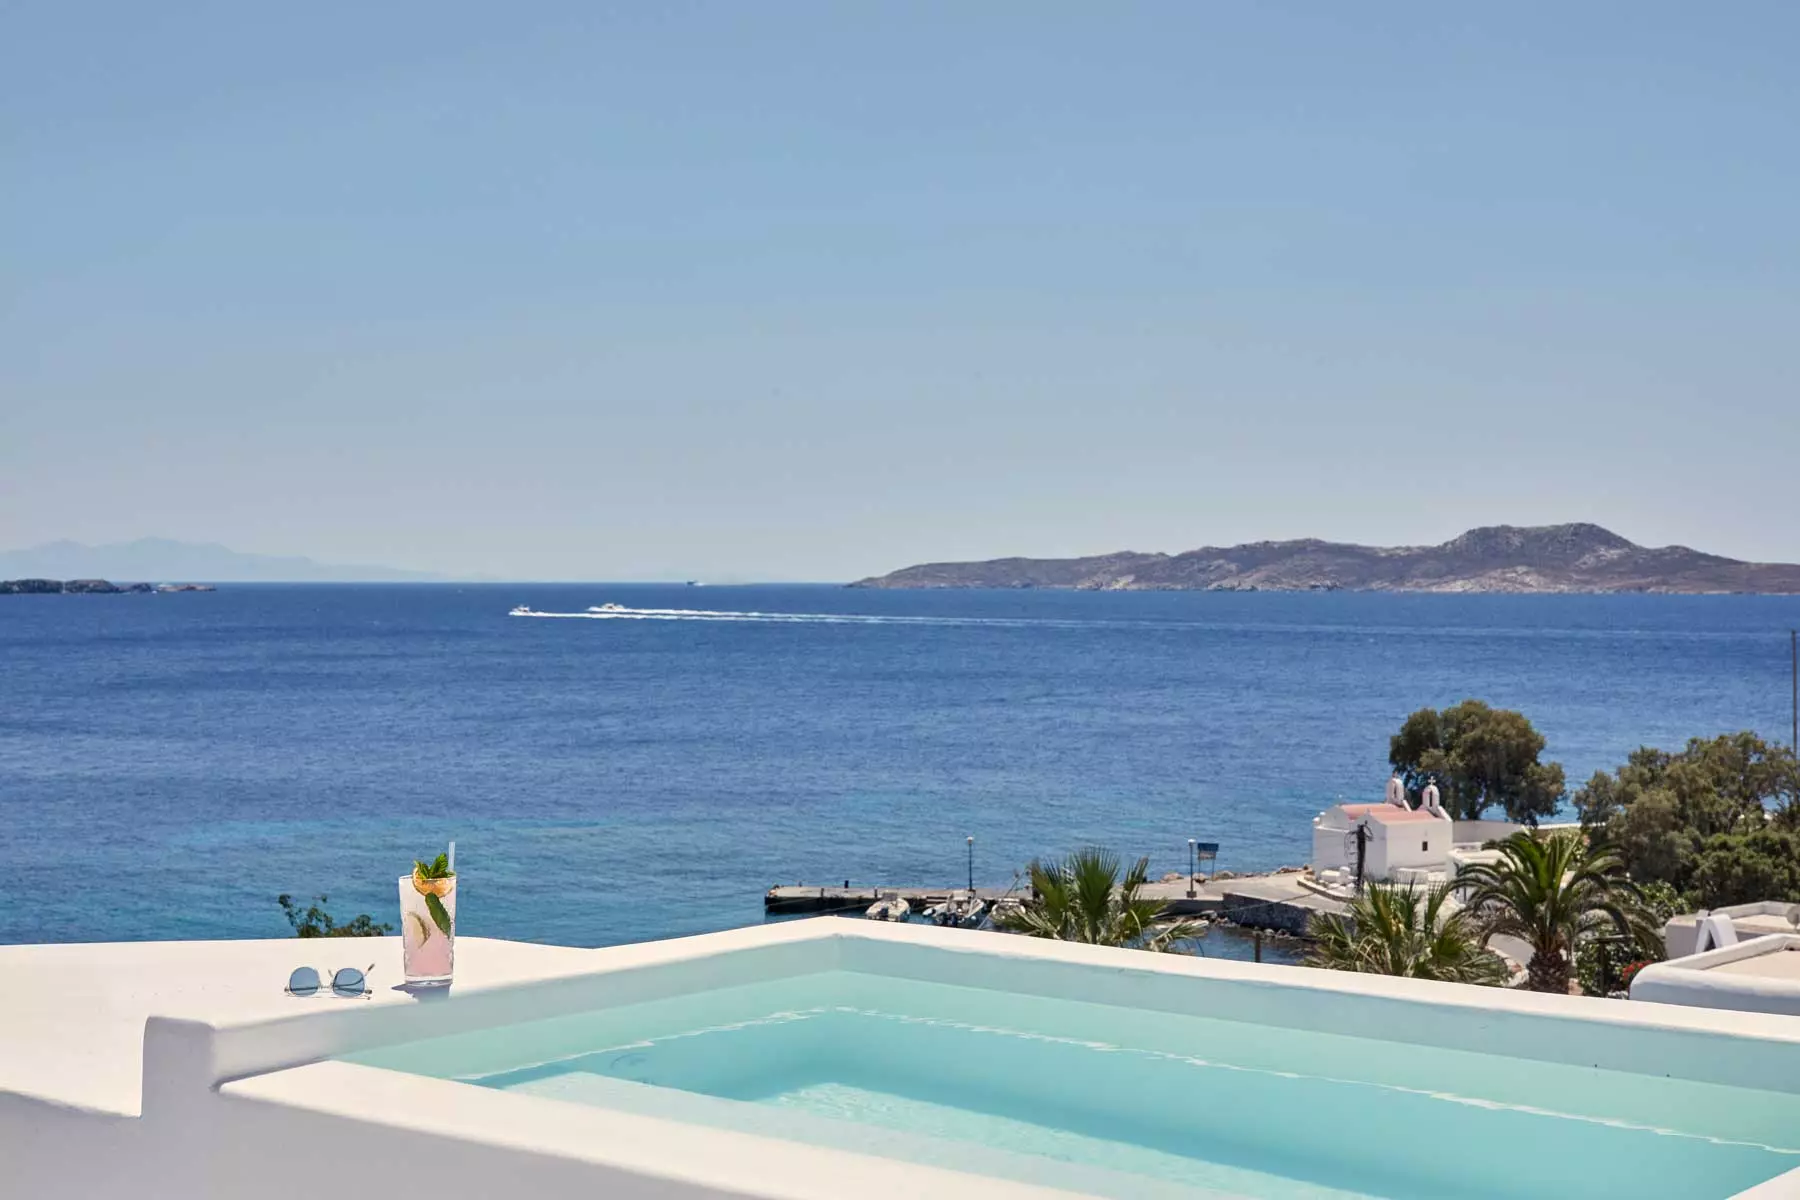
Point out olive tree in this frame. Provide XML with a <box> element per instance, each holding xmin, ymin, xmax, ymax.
<box><xmin>1388</xmin><ymin>700</ymin><xmax>1565</xmax><ymax>824</ymax></box>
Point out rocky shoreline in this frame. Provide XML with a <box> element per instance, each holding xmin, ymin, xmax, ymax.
<box><xmin>0</xmin><ymin>578</ymin><xmax>215</xmax><ymax>595</ymax></box>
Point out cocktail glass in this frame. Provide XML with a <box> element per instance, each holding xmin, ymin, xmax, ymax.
<box><xmin>399</xmin><ymin>874</ymin><xmax>456</xmax><ymax>986</ymax></box>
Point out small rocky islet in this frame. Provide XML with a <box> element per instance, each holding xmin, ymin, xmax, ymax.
<box><xmin>0</xmin><ymin>578</ymin><xmax>215</xmax><ymax>595</ymax></box>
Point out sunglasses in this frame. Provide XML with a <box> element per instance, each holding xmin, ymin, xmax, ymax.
<box><xmin>286</xmin><ymin>964</ymin><xmax>374</xmax><ymax>998</ymax></box>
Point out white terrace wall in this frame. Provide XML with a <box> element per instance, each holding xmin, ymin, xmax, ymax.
<box><xmin>11</xmin><ymin>924</ymin><xmax>1800</xmax><ymax>1199</ymax></box>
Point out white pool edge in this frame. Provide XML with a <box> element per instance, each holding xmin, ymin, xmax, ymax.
<box><xmin>10</xmin><ymin>920</ymin><xmax>1800</xmax><ymax>1199</ymax></box>
<box><xmin>219</xmin><ymin>1059</ymin><xmax>1101</xmax><ymax>1200</ymax></box>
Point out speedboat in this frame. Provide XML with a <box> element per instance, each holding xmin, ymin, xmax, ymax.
<box><xmin>586</xmin><ymin>603</ymin><xmax>629</xmax><ymax>614</ymax></box>
<box><xmin>958</xmin><ymin>899</ymin><xmax>989</xmax><ymax>928</ymax></box>
<box><xmin>865</xmin><ymin>895</ymin><xmax>910</xmax><ymax>922</ymax></box>
<box><xmin>990</xmin><ymin>897</ymin><xmax>1025</xmax><ymax>924</ymax></box>
<box><xmin>509</xmin><ymin>605</ymin><xmax>535</xmax><ymax>617</ymax></box>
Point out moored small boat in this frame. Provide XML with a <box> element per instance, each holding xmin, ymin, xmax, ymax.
<box><xmin>865</xmin><ymin>894</ymin><xmax>910</xmax><ymax>922</ymax></box>
<box><xmin>990</xmin><ymin>897</ymin><xmax>1025</xmax><ymax>924</ymax></box>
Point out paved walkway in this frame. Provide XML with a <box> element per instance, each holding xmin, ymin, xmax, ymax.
<box><xmin>1140</xmin><ymin>872</ymin><xmax>1334</xmax><ymax>909</ymax></box>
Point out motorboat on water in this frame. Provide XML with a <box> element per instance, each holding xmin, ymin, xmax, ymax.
<box><xmin>865</xmin><ymin>894</ymin><xmax>910</xmax><ymax>922</ymax></box>
<box><xmin>990</xmin><ymin>897</ymin><xmax>1025</xmax><ymax>924</ymax></box>
<box><xmin>924</xmin><ymin>894</ymin><xmax>988</xmax><ymax>927</ymax></box>
<box><xmin>586</xmin><ymin>603</ymin><xmax>630</xmax><ymax>614</ymax></box>
<box><xmin>509</xmin><ymin>605</ymin><xmax>536</xmax><ymax>617</ymax></box>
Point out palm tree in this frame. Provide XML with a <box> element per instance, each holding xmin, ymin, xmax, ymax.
<box><xmin>1306</xmin><ymin>882</ymin><xmax>1508</xmax><ymax>985</ymax></box>
<box><xmin>1459</xmin><ymin>829</ymin><xmax>1659</xmax><ymax>994</ymax></box>
<box><xmin>995</xmin><ymin>847</ymin><xmax>1203</xmax><ymax>951</ymax></box>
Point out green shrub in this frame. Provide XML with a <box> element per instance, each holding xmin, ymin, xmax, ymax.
<box><xmin>277</xmin><ymin>893</ymin><xmax>392</xmax><ymax>938</ymax></box>
<box><xmin>1574</xmin><ymin>880</ymin><xmax>1678</xmax><ymax>997</ymax></box>
<box><xmin>1688</xmin><ymin>829</ymin><xmax>1800</xmax><ymax>908</ymax></box>
<box><xmin>1575</xmin><ymin>733</ymin><xmax>1800</xmax><ymax>899</ymax></box>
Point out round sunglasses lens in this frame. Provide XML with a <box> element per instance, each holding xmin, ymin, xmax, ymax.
<box><xmin>287</xmin><ymin>967</ymin><xmax>321</xmax><ymax>996</ymax></box>
<box><xmin>331</xmin><ymin>968</ymin><xmax>365</xmax><ymax>995</ymax></box>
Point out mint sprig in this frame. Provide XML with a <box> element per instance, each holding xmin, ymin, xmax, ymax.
<box><xmin>424</xmin><ymin>891</ymin><xmax>453</xmax><ymax>937</ymax></box>
<box><xmin>414</xmin><ymin>853</ymin><xmax>454</xmax><ymax>880</ymax></box>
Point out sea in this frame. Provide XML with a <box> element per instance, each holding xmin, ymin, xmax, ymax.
<box><xmin>2</xmin><ymin>585</ymin><xmax>1796</xmax><ymax>955</ymax></box>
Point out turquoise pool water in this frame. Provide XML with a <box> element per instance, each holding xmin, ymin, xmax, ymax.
<box><xmin>350</xmin><ymin>972</ymin><xmax>1800</xmax><ymax>1199</ymax></box>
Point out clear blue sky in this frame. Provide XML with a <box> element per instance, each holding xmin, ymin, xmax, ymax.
<box><xmin>4</xmin><ymin>3</ymin><xmax>1796</xmax><ymax>580</ymax></box>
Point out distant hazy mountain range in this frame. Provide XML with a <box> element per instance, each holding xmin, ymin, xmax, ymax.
<box><xmin>0</xmin><ymin>539</ymin><xmax>444</xmax><ymax>583</ymax></box>
<box><xmin>851</xmin><ymin>524</ymin><xmax>1800</xmax><ymax>594</ymax></box>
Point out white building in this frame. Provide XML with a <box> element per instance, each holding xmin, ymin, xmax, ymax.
<box><xmin>1662</xmin><ymin>901</ymin><xmax>1800</xmax><ymax>959</ymax></box>
<box><xmin>1312</xmin><ymin>777</ymin><xmax>1454</xmax><ymax>885</ymax></box>
<box><xmin>1313</xmin><ymin>802</ymin><xmax>1454</xmax><ymax>883</ymax></box>
<box><xmin>1631</xmin><ymin>933</ymin><xmax>1800</xmax><ymax>1017</ymax></box>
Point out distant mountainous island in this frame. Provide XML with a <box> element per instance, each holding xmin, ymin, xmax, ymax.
<box><xmin>0</xmin><ymin>539</ymin><xmax>444</xmax><ymax>583</ymax></box>
<box><xmin>851</xmin><ymin>524</ymin><xmax>1800</xmax><ymax>594</ymax></box>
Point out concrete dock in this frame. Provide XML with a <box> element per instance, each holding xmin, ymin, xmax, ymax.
<box><xmin>764</xmin><ymin>885</ymin><xmax>1013</xmax><ymax>915</ymax></box>
<box><xmin>1139</xmin><ymin>873</ymin><xmax>1344</xmax><ymax>934</ymax></box>
<box><xmin>766</xmin><ymin>871</ymin><xmax>1342</xmax><ymax>934</ymax></box>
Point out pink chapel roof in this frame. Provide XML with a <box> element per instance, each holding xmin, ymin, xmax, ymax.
<box><xmin>1334</xmin><ymin>803</ymin><xmax>1442</xmax><ymax>824</ymax></box>
<box><xmin>1361</xmin><ymin>807</ymin><xmax>1442</xmax><ymax>824</ymax></box>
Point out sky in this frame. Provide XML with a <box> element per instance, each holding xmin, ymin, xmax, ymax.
<box><xmin>4</xmin><ymin>3</ymin><xmax>1797</xmax><ymax>581</ymax></box>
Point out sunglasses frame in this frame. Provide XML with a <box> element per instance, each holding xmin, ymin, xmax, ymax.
<box><xmin>285</xmin><ymin>964</ymin><xmax>375</xmax><ymax>998</ymax></box>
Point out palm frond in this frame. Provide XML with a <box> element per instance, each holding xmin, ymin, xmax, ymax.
<box><xmin>1460</xmin><ymin>829</ymin><xmax>1659</xmax><ymax>992</ymax></box>
<box><xmin>1305</xmin><ymin>881</ymin><xmax>1506</xmax><ymax>985</ymax></box>
<box><xmin>998</xmin><ymin>847</ymin><xmax>1194</xmax><ymax>952</ymax></box>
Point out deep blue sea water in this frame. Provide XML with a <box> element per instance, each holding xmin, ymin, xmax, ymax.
<box><xmin>3</xmin><ymin>585</ymin><xmax>1797</xmax><ymax>950</ymax></box>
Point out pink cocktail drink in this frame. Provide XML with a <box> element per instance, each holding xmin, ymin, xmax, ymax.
<box><xmin>399</xmin><ymin>874</ymin><xmax>456</xmax><ymax>986</ymax></box>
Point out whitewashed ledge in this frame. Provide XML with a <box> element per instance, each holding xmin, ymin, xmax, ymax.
<box><xmin>0</xmin><ymin>935</ymin><xmax>600</xmax><ymax>1117</ymax></box>
<box><xmin>6</xmin><ymin>922</ymin><xmax>1800</xmax><ymax>1199</ymax></box>
<box><xmin>0</xmin><ymin>925</ymin><xmax>1097</xmax><ymax>1200</ymax></box>
<box><xmin>1633</xmin><ymin>933</ymin><xmax>1800</xmax><ymax>1016</ymax></box>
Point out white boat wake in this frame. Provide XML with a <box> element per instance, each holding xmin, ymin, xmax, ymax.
<box><xmin>507</xmin><ymin>604</ymin><xmax>1075</xmax><ymax>628</ymax></box>
<box><xmin>504</xmin><ymin>603</ymin><xmax>1580</xmax><ymax>639</ymax></box>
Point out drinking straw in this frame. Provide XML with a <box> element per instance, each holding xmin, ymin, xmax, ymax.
<box><xmin>448</xmin><ymin>841</ymin><xmax>456</xmax><ymax>873</ymax></box>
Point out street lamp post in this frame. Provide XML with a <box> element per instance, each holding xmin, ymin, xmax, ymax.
<box><xmin>1187</xmin><ymin>838</ymin><xmax>1198</xmax><ymax>899</ymax></box>
<box><xmin>966</xmin><ymin>836</ymin><xmax>975</xmax><ymax>894</ymax></box>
